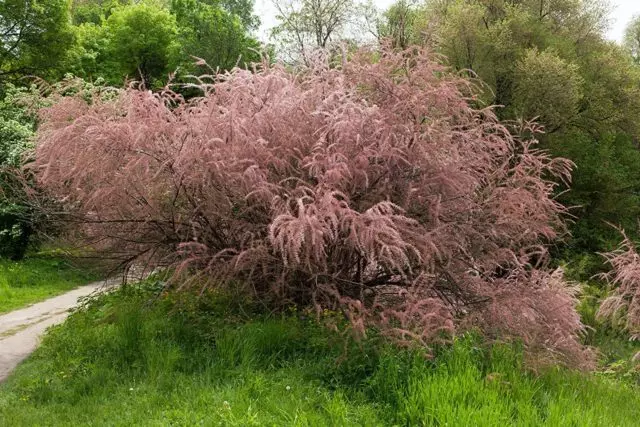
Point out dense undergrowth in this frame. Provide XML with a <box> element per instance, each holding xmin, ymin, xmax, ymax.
<box><xmin>0</xmin><ymin>251</ymin><xmax>99</xmax><ymax>313</ymax></box>
<box><xmin>1</xmin><ymin>279</ymin><xmax>639</xmax><ymax>426</ymax></box>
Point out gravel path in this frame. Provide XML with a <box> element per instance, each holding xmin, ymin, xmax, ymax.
<box><xmin>0</xmin><ymin>280</ymin><xmax>116</xmax><ymax>382</ymax></box>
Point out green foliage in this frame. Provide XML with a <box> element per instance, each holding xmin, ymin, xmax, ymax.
<box><xmin>575</xmin><ymin>41</ymin><xmax>640</xmax><ymax>137</ymax></box>
<box><xmin>61</xmin><ymin>1</ymin><xmax>263</xmax><ymax>85</ymax></box>
<box><xmin>171</xmin><ymin>0</ymin><xmax>261</xmax><ymax>73</ymax></box>
<box><xmin>70</xmin><ymin>0</ymin><xmax>130</xmax><ymax>25</ymax></box>
<box><xmin>418</xmin><ymin>0</ymin><xmax>626</xmax><ymax>129</ymax></box>
<box><xmin>0</xmin><ymin>253</ymin><xmax>99</xmax><ymax>313</ymax></box>
<box><xmin>0</xmin><ymin>86</ymin><xmax>35</xmax><ymax>167</ymax></box>
<box><xmin>215</xmin><ymin>0</ymin><xmax>260</xmax><ymax>31</ymax></box>
<box><xmin>624</xmin><ymin>14</ymin><xmax>640</xmax><ymax>64</ymax></box>
<box><xmin>104</xmin><ymin>3</ymin><xmax>179</xmax><ymax>86</ymax></box>
<box><xmin>0</xmin><ymin>86</ymin><xmax>37</xmax><ymax>260</ymax></box>
<box><xmin>1</xmin><ymin>0</ymin><xmax>263</xmax><ymax>87</ymax></box>
<box><xmin>379</xmin><ymin>0</ymin><xmax>420</xmax><ymax>49</ymax></box>
<box><xmin>560</xmin><ymin>251</ymin><xmax>607</xmax><ymax>283</ymax></box>
<box><xmin>0</xmin><ymin>197</ymin><xmax>32</xmax><ymax>261</ymax></box>
<box><xmin>549</xmin><ymin>132</ymin><xmax>640</xmax><ymax>255</ymax></box>
<box><xmin>64</xmin><ymin>23</ymin><xmax>110</xmax><ymax>80</ymax></box>
<box><xmin>0</xmin><ymin>0</ymin><xmax>75</xmax><ymax>82</ymax></box>
<box><xmin>512</xmin><ymin>48</ymin><xmax>583</xmax><ymax>131</ymax></box>
<box><xmin>1</xmin><ymin>284</ymin><xmax>639</xmax><ymax>425</ymax></box>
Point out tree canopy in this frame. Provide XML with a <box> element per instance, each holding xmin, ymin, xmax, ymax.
<box><xmin>0</xmin><ymin>0</ymin><xmax>75</xmax><ymax>82</ymax></box>
<box><xmin>1</xmin><ymin>0</ymin><xmax>263</xmax><ymax>88</ymax></box>
<box><xmin>104</xmin><ymin>3</ymin><xmax>179</xmax><ymax>86</ymax></box>
<box><xmin>271</xmin><ymin>0</ymin><xmax>356</xmax><ymax>63</ymax></box>
<box><xmin>624</xmin><ymin>14</ymin><xmax>640</xmax><ymax>64</ymax></box>
<box><xmin>172</xmin><ymin>0</ymin><xmax>261</xmax><ymax>74</ymax></box>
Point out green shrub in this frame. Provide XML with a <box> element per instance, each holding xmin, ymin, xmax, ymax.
<box><xmin>0</xmin><ymin>85</ymin><xmax>36</xmax><ymax>260</ymax></box>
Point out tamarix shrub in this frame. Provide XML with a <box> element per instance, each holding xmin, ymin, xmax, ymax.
<box><xmin>598</xmin><ymin>232</ymin><xmax>640</xmax><ymax>341</ymax></box>
<box><xmin>32</xmin><ymin>46</ymin><xmax>591</xmax><ymax>367</ymax></box>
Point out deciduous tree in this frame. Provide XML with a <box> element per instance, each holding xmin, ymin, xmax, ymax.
<box><xmin>171</xmin><ymin>0</ymin><xmax>261</xmax><ymax>73</ymax></box>
<box><xmin>0</xmin><ymin>0</ymin><xmax>75</xmax><ymax>82</ymax></box>
<box><xmin>0</xmin><ymin>85</ymin><xmax>37</xmax><ymax>259</ymax></box>
<box><xmin>624</xmin><ymin>14</ymin><xmax>640</xmax><ymax>65</ymax></box>
<box><xmin>104</xmin><ymin>3</ymin><xmax>179</xmax><ymax>86</ymax></box>
<box><xmin>377</xmin><ymin>0</ymin><xmax>420</xmax><ymax>49</ymax></box>
<box><xmin>271</xmin><ymin>0</ymin><xmax>354</xmax><ymax>63</ymax></box>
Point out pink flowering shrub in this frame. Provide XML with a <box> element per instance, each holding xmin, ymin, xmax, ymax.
<box><xmin>32</xmin><ymin>47</ymin><xmax>591</xmax><ymax>366</ymax></box>
<box><xmin>598</xmin><ymin>233</ymin><xmax>640</xmax><ymax>340</ymax></box>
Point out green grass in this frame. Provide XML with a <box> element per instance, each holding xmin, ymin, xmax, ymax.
<box><xmin>0</xmin><ymin>253</ymin><xmax>99</xmax><ymax>313</ymax></box>
<box><xmin>1</xmin><ymin>282</ymin><xmax>639</xmax><ymax>426</ymax></box>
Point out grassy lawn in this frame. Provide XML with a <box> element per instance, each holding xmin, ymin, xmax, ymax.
<box><xmin>1</xmin><ymin>281</ymin><xmax>639</xmax><ymax>426</ymax></box>
<box><xmin>0</xmin><ymin>253</ymin><xmax>100</xmax><ymax>314</ymax></box>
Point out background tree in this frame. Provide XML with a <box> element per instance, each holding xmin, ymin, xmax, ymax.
<box><xmin>511</xmin><ymin>48</ymin><xmax>583</xmax><ymax>133</ymax></box>
<box><xmin>214</xmin><ymin>0</ymin><xmax>260</xmax><ymax>30</ymax></box>
<box><xmin>62</xmin><ymin>0</ymin><xmax>262</xmax><ymax>85</ymax></box>
<box><xmin>378</xmin><ymin>0</ymin><xmax>420</xmax><ymax>49</ymax></box>
<box><xmin>64</xmin><ymin>22</ymin><xmax>111</xmax><ymax>81</ymax></box>
<box><xmin>171</xmin><ymin>0</ymin><xmax>261</xmax><ymax>73</ymax></box>
<box><xmin>103</xmin><ymin>3</ymin><xmax>179</xmax><ymax>86</ymax></box>
<box><xmin>70</xmin><ymin>0</ymin><xmax>131</xmax><ymax>25</ymax></box>
<box><xmin>271</xmin><ymin>0</ymin><xmax>354</xmax><ymax>64</ymax></box>
<box><xmin>624</xmin><ymin>14</ymin><xmax>640</xmax><ymax>64</ymax></box>
<box><xmin>0</xmin><ymin>0</ymin><xmax>75</xmax><ymax>84</ymax></box>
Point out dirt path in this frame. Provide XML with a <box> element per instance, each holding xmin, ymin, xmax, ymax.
<box><xmin>0</xmin><ymin>280</ymin><xmax>116</xmax><ymax>382</ymax></box>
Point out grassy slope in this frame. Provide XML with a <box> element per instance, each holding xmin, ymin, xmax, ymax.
<box><xmin>0</xmin><ymin>253</ymin><xmax>99</xmax><ymax>313</ymax></box>
<box><xmin>0</xmin><ymin>283</ymin><xmax>639</xmax><ymax>426</ymax></box>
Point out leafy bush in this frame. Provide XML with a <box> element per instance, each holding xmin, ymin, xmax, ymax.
<box><xmin>0</xmin><ymin>86</ymin><xmax>37</xmax><ymax>260</ymax></box>
<box><xmin>1</xmin><ymin>77</ymin><xmax>115</xmax><ymax>260</ymax></box>
<box><xmin>33</xmin><ymin>46</ymin><xmax>590</xmax><ymax>366</ymax></box>
<box><xmin>548</xmin><ymin>131</ymin><xmax>640</xmax><ymax>258</ymax></box>
<box><xmin>0</xmin><ymin>194</ymin><xmax>32</xmax><ymax>260</ymax></box>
